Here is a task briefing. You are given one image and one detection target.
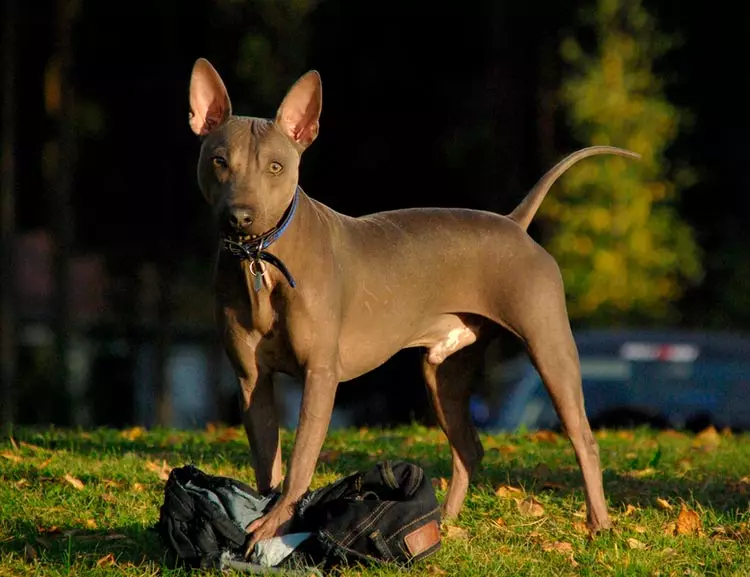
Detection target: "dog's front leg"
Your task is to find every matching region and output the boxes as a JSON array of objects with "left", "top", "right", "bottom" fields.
[
  {"left": 246, "top": 364, "right": 337, "bottom": 551},
  {"left": 239, "top": 368, "right": 283, "bottom": 494}
]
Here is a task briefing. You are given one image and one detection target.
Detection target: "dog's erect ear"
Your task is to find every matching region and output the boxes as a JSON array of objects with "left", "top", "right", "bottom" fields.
[
  {"left": 189, "top": 58, "right": 232, "bottom": 136},
  {"left": 275, "top": 70, "right": 322, "bottom": 149}
]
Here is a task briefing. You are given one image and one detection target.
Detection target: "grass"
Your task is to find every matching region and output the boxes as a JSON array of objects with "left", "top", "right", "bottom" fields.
[{"left": 1, "top": 424, "right": 750, "bottom": 576}]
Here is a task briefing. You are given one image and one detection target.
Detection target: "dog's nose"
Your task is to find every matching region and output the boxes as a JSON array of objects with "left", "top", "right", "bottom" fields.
[{"left": 227, "top": 208, "right": 254, "bottom": 233}]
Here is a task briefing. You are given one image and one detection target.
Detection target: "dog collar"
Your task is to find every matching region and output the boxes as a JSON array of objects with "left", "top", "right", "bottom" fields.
[{"left": 222, "top": 187, "right": 300, "bottom": 291}]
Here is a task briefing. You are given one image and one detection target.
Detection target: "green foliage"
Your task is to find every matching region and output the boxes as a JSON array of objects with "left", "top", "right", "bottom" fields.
[{"left": 542, "top": 0, "right": 703, "bottom": 324}]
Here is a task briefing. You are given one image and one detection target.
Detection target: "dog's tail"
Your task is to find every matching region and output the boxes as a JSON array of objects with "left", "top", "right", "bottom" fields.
[{"left": 508, "top": 145, "right": 641, "bottom": 231}]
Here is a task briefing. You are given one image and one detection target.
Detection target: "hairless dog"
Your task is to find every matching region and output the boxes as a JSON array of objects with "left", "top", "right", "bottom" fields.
[{"left": 187, "top": 58, "right": 640, "bottom": 552}]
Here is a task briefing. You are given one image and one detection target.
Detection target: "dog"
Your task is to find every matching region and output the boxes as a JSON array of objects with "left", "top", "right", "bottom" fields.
[{"left": 187, "top": 57, "right": 639, "bottom": 549}]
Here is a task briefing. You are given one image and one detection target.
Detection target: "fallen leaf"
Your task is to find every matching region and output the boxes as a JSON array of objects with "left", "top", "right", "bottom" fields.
[
  {"left": 101, "top": 493, "right": 117, "bottom": 503},
  {"left": 205, "top": 422, "right": 217, "bottom": 434},
  {"left": 431, "top": 477, "right": 449, "bottom": 492},
  {"left": 24, "top": 543, "right": 38, "bottom": 563},
  {"left": 9, "top": 437, "right": 19, "bottom": 450},
  {"left": 444, "top": 524, "right": 469, "bottom": 540},
  {"left": 19, "top": 441, "right": 45, "bottom": 452},
  {"left": 655, "top": 497, "right": 673, "bottom": 511},
  {"left": 626, "top": 468, "right": 656, "bottom": 478},
  {"left": 627, "top": 537, "right": 647, "bottom": 550},
  {"left": 660, "top": 429, "right": 687, "bottom": 439},
  {"left": 84, "top": 519, "right": 97, "bottom": 529},
  {"left": 542, "top": 541, "right": 573, "bottom": 553},
  {"left": 132, "top": 482, "right": 145, "bottom": 492},
  {"left": 37, "top": 457, "right": 53, "bottom": 469},
  {"left": 663, "top": 522, "right": 677, "bottom": 535},
  {"left": 1, "top": 450, "right": 22, "bottom": 462},
  {"left": 675, "top": 504, "right": 702, "bottom": 535},
  {"left": 145, "top": 460, "right": 171, "bottom": 481},
  {"left": 495, "top": 484, "right": 523, "bottom": 498},
  {"left": 692, "top": 426, "right": 721, "bottom": 452},
  {"left": 517, "top": 496, "right": 545, "bottom": 517},
  {"left": 15, "top": 478, "right": 29, "bottom": 488},
  {"left": 528, "top": 430, "right": 560, "bottom": 443},
  {"left": 623, "top": 504, "right": 639, "bottom": 516},
  {"left": 491, "top": 517, "right": 507, "bottom": 529},
  {"left": 119, "top": 426, "right": 146, "bottom": 441},
  {"left": 103, "top": 479, "right": 123, "bottom": 489},
  {"left": 572, "top": 521, "right": 590, "bottom": 535},
  {"left": 661, "top": 547, "right": 676, "bottom": 556},
  {"left": 633, "top": 525, "right": 648, "bottom": 534},
  {"left": 616, "top": 430, "right": 635, "bottom": 441},
  {"left": 216, "top": 427, "right": 242, "bottom": 443},
  {"left": 63, "top": 474, "right": 84, "bottom": 490},
  {"left": 427, "top": 564, "right": 447, "bottom": 575},
  {"left": 37, "top": 526, "right": 61, "bottom": 535},
  {"left": 96, "top": 553, "right": 117, "bottom": 568},
  {"left": 595, "top": 430, "right": 608, "bottom": 440},
  {"left": 497, "top": 444, "right": 517, "bottom": 454}
]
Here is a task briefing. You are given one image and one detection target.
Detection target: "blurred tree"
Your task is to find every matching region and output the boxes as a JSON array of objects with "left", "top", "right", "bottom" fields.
[{"left": 540, "top": 0, "right": 703, "bottom": 325}]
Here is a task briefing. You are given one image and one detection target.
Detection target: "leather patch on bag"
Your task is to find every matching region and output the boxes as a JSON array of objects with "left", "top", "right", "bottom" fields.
[{"left": 404, "top": 520, "right": 440, "bottom": 557}]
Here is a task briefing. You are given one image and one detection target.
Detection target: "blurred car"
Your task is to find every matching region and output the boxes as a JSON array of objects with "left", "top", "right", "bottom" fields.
[{"left": 471, "top": 329, "right": 750, "bottom": 432}]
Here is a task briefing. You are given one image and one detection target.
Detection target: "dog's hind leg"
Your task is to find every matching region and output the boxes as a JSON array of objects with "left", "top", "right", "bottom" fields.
[{"left": 422, "top": 340, "right": 485, "bottom": 520}]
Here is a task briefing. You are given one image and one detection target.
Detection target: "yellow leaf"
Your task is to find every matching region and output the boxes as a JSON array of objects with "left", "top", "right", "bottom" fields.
[
  {"left": 528, "top": 430, "right": 560, "bottom": 443},
  {"left": 63, "top": 474, "right": 84, "bottom": 490},
  {"left": 1, "top": 451, "right": 21, "bottom": 462},
  {"left": 96, "top": 553, "right": 117, "bottom": 568},
  {"left": 655, "top": 497, "right": 673, "bottom": 511},
  {"left": 572, "top": 521, "right": 590, "bottom": 535},
  {"left": 542, "top": 541, "right": 574, "bottom": 554},
  {"left": 495, "top": 485, "right": 523, "bottom": 498},
  {"left": 692, "top": 426, "right": 721, "bottom": 452},
  {"left": 444, "top": 524, "right": 469, "bottom": 540},
  {"left": 623, "top": 504, "right": 639, "bottom": 516},
  {"left": 84, "top": 519, "right": 97, "bottom": 529},
  {"left": 119, "top": 426, "right": 146, "bottom": 441},
  {"left": 491, "top": 517, "right": 507, "bottom": 529},
  {"left": 19, "top": 441, "right": 45, "bottom": 452},
  {"left": 675, "top": 504, "right": 702, "bottom": 535},
  {"left": 145, "top": 460, "right": 171, "bottom": 481},
  {"left": 616, "top": 430, "right": 635, "bottom": 441},
  {"left": 627, "top": 537, "right": 647, "bottom": 550},
  {"left": 517, "top": 496, "right": 545, "bottom": 517},
  {"left": 633, "top": 525, "right": 648, "bottom": 534},
  {"left": 626, "top": 468, "right": 656, "bottom": 478},
  {"left": 132, "top": 482, "right": 145, "bottom": 492},
  {"left": 431, "top": 477, "right": 449, "bottom": 492},
  {"left": 37, "top": 457, "right": 53, "bottom": 469}
]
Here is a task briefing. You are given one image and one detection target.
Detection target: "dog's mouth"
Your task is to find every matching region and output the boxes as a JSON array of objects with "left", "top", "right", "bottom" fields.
[{"left": 223, "top": 232, "right": 261, "bottom": 244}]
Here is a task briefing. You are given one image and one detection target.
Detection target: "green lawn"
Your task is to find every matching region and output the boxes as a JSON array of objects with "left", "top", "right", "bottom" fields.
[{"left": 1, "top": 424, "right": 749, "bottom": 576}]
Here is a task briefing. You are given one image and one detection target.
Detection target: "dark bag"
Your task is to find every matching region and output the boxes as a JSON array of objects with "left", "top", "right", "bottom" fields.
[
  {"left": 292, "top": 460, "right": 442, "bottom": 568},
  {"left": 154, "top": 464, "right": 277, "bottom": 569},
  {"left": 155, "top": 460, "right": 441, "bottom": 571}
]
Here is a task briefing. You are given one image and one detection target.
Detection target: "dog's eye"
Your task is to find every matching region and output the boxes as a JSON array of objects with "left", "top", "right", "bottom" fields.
[
  {"left": 269, "top": 161, "right": 283, "bottom": 174},
  {"left": 212, "top": 156, "right": 228, "bottom": 169}
]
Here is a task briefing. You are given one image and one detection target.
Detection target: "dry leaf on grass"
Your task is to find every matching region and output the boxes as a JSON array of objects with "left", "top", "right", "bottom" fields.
[
  {"left": 427, "top": 564, "right": 447, "bottom": 575},
  {"left": 675, "top": 504, "right": 702, "bottom": 535},
  {"left": 627, "top": 537, "right": 647, "bottom": 550},
  {"left": 655, "top": 497, "right": 673, "bottom": 511},
  {"left": 528, "top": 430, "right": 560, "bottom": 443},
  {"left": 84, "top": 519, "right": 97, "bottom": 529},
  {"left": 96, "top": 553, "right": 117, "bottom": 568},
  {"left": 572, "top": 521, "right": 590, "bottom": 535},
  {"left": 542, "top": 541, "right": 573, "bottom": 553},
  {"left": 623, "top": 504, "right": 639, "bottom": 516},
  {"left": 119, "top": 426, "right": 146, "bottom": 441},
  {"left": 495, "top": 484, "right": 523, "bottom": 498},
  {"left": 616, "top": 430, "right": 635, "bottom": 441},
  {"left": 37, "top": 457, "right": 54, "bottom": 469},
  {"left": 15, "top": 478, "right": 29, "bottom": 489},
  {"left": 216, "top": 427, "right": 242, "bottom": 443},
  {"left": 491, "top": 517, "right": 507, "bottom": 530},
  {"left": 1, "top": 450, "right": 22, "bottom": 462},
  {"left": 692, "top": 426, "right": 721, "bottom": 452},
  {"left": 19, "top": 441, "right": 44, "bottom": 452},
  {"left": 633, "top": 525, "right": 648, "bottom": 534},
  {"left": 145, "top": 460, "right": 171, "bottom": 481},
  {"left": 431, "top": 477, "right": 449, "bottom": 492},
  {"left": 132, "top": 482, "right": 145, "bottom": 492},
  {"left": 517, "top": 496, "right": 545, "bottom": 517},
  {"left": 443, "top": 524, "right": 469, "bottom": 540},
  {"left": 63, "top": 474, "right": 84, "bottom": 490},
  {"left": 626, "top": 468, "right": 656, "bottom": 478}
]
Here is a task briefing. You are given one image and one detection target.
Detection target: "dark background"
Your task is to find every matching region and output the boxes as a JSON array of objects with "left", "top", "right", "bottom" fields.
[{"left": 1, "top": 0, "right": 749, "bottom": 430}]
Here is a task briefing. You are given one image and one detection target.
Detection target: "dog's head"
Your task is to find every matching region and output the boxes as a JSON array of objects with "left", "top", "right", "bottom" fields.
[{"left": 188, "top": 58, "right": 321, "bottom": 239}]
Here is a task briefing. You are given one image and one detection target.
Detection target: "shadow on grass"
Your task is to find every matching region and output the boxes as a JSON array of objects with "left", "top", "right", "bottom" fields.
[
  {"left": 12, "top": 428, "right": 750, "bottom": 519},
  {"left": 0, "top": 519, "right": 174, "bottom": 572}
]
